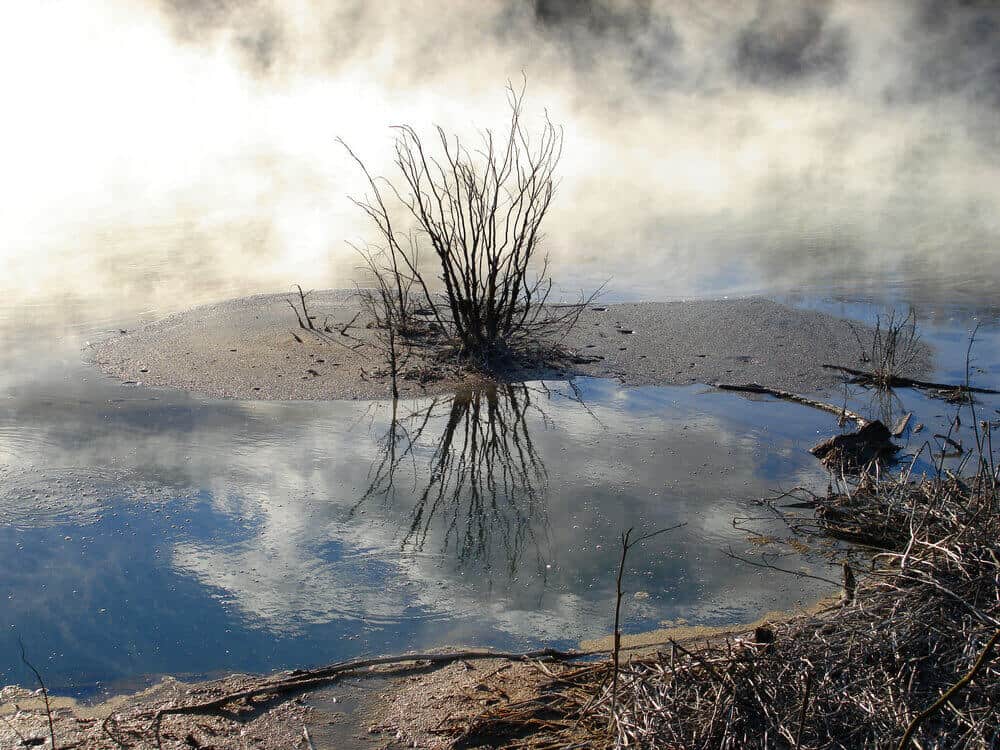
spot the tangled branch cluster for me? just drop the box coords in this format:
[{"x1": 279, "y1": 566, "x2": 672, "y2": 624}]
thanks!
[{"x1": 455, "y1": 454, "x2": 1000, "y2": 749}]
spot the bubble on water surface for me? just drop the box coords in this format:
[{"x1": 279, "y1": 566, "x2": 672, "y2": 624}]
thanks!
[{"x1": 0, "y1": 465, "x2": 191, "y2": 529}]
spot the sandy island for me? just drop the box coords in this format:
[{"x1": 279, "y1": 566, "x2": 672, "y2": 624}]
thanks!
[{"x1": 92, "y1": 292, "x2": 930, "y2": 400}]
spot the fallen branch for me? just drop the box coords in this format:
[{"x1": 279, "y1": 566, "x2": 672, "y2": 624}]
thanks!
[
  {"x1": 822, "y1": 364, "x2": 1000, "y2": 395},
  {"x1": 144, "y1": 635, "x2": 717, "y2": 749},
  {"x1": 715, "y1": 383, "x2": 868, "y2": 425},
  {"x1": 148, "y1": 647, "x2": 601, "y2": 742},
  {"x1": 338, "y1": 311, "x2": 361, "y2": 335},
  {"x1": 286, "y1": 299, "x2": 307, "y2": 330},
  {"x1": 714, "y1": 383, "x2": 897, "y2": 470},
  {"x1": 724, "y1": 547, "x2": 844, "y2": 589}
]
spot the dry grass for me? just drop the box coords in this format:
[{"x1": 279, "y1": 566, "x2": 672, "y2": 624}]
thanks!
[{"x1": 450, "y1": 440, "x2": 1000, "y2": 749}]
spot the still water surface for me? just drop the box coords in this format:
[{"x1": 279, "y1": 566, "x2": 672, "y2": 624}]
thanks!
[{"x1": 2, "y1": 261, "x2": 999, "y2": 698}]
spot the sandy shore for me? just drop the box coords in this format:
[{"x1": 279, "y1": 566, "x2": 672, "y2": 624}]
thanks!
[
  {"x1": 92, "y1": 291, "x2": 931, "y2": 400},
  {"x1": 1, "y1": 600, "x2": 836, "y2": 750}
]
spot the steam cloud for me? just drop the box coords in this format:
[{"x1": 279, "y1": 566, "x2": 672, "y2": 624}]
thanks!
[{"x1": 3, "y1": 0, "x2": 999, "y2": 322}]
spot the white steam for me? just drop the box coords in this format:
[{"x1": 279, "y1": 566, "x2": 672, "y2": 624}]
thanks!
[{"x1": 2, "y1": 0, "x2": 998, "y2": 323}]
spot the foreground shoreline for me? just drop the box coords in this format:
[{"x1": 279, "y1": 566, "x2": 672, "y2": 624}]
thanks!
[
  {"x1": 4, "y1": 402, "x2": 996, "y2": 747},
  {"x1": 9, "y1": 457, "x2": 997, "y2": 750},
  {"x1": 91, "y1": 291, "x2": 931, "y2": 400},
  {"x1": 0, "y1": 600, "x2": 835, "y2": 750}
]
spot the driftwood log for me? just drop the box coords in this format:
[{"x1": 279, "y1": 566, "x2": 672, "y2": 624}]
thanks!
[
  {"x1": 715, "y1": 383, "x2": 898, "y2": 470},
  {"x1": 714, "y1": 383, "x2": 867, "y2": 425},
  {"x1": 822, "y1": 364, "x2": 1000, "y2": 395},
  {"x1": 151, "y1": 648, "x2": 590, "y2": 724}
]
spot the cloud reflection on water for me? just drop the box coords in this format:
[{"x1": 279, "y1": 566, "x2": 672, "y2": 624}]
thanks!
[{"x1": 2, "y1": 375, "x2": 836, "y2": 691}]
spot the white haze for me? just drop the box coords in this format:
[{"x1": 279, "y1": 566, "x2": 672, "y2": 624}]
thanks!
[{"x1": 2, "y1": 0, "x2": 999, "y2": 325}]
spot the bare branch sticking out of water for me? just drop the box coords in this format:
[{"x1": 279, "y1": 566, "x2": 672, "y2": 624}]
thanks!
[
  {"x1": 611, "y1": 524, "x2": 686, "y2": 727},
  {"x1": 715, "y1": 382, "x2": 868, "y2": 425},
  {"x1": 18, "y1": 638, "x2": 56, "y2": 750}
]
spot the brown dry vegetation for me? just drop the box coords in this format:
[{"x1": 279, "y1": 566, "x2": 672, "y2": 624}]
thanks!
[{"x1": 437, "y1": 446, "x2": 1000, "y2": 749}]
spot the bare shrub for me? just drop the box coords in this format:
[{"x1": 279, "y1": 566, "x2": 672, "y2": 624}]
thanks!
[
  {"x1": 286, "y1": 284, "x2": 315, "y2": 331},
  {"x1": 852, "y1": 307, "x2": 922, "y2": 387},
  {"x1": 339, "y1": 80, "x2": 594, "y2": 368}
]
